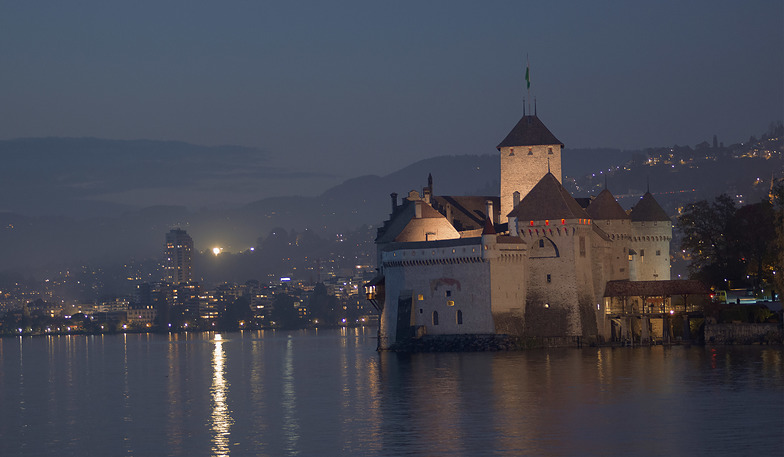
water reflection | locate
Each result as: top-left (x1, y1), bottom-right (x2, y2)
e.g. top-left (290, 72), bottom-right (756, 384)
top-left (281, 335), bottom-right (300, 454)
top-left (1, 332), bottom-right (781, 457)
top-left (211, 334), bottom-right (233, 457)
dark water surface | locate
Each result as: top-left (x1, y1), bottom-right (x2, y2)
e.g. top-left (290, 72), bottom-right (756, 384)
top-left (0, 329), bottom-right (781, 457)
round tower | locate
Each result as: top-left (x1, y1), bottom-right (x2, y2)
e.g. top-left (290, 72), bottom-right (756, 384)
top-left (497, 114), bottom-right (564, 222)
top-left (628, 192), bottom-right (672, 281)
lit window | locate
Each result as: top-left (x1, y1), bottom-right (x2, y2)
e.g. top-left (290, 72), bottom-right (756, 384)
top-left (528, 148), bottom-right (533, 155)
top-left (417, 294), bottom-right (424, 300)
top-left (447, 300), bottom-right (455, 307)
top-left (548, 147), bottom-right (553, 155)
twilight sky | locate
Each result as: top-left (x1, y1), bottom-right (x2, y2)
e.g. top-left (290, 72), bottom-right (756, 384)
top-left (1, 0), bottom-right (781, 196)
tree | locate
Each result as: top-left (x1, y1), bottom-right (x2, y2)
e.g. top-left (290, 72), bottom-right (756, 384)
top-left (734, 201), bottom-right (776, 291)
top-left (308, 283), bottom-right (341, 325)
top-left (772, 181), bottom-right (784, 300)
top-left (677, 194), bottom-right (743, 288)
top-left (221, 296), bottom-right (253, 330)
top-left (270, 293), bottom-right (301, 329)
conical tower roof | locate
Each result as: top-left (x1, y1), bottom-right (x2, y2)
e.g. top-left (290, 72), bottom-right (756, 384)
top-left (629, 192), bottom-right (670, 222)
top-left (508, 172), bottom-right (590, 220)
top-left (586, 189), bottom-right (629, 220)
top-left (497, 115), bottom-right (564, 149)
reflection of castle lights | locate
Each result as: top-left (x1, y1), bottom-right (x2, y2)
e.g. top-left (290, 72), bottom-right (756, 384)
top-left (212, 247), bottom-right (222, 256)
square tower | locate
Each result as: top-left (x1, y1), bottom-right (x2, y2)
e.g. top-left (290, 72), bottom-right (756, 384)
top-left (497, 115), bottom-right (564, 221)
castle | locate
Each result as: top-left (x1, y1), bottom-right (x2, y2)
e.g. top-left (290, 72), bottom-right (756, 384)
top-left (366, 109), bottom-right (687, 350)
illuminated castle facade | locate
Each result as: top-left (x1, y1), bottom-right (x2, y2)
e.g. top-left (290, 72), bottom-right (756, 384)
top-left (368, 112), bottom-right (672, 349)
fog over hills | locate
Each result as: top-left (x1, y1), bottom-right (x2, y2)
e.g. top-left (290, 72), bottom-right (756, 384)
top-left (0, 134), bottom-right (780, 272)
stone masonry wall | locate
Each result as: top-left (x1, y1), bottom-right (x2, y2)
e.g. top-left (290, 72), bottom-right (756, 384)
top-left (500, 144), bottom-right (562, 221)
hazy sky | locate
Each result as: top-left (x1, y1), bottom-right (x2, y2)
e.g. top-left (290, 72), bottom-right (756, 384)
top-left (1, 1), bottom-right (781, 192)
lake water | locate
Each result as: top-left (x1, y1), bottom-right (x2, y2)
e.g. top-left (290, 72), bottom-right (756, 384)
top-left (0, 328), bottom-right (782, 457)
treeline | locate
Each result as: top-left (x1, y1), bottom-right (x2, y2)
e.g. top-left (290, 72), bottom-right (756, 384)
top-left (677, 182), bottom-right (784, 296)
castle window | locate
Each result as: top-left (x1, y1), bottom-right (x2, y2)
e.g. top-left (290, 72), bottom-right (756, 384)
top-left (417, 294), bottom-right (424, 300)
top-left (579, 236), bottom-right (586, 257)
top-left (432, 311), bottom-right (439, 326)
top-left (456, 310), bottom-right (463, 325)
top-left (420, 309), bottom-right (423, 314)
top-left (548, 147), bottom-right (553, 155)
top-left (547, 274), bottom-right (551, 283)
top-left (445, 290), bottom-right (451, 297)
top-left (562, 219), bottom-right (566, 225)
top-left (640, 249), bottom-right (645, 256)
top-left (539, 239), bottom-right (545, 248)
top-left (656, 250), bottom-right (661, 256)
top-left (528, 148), bottom-right (533, 155)
top-left (447, 300), bottom-right (455, 307)
top-left (509, 148), bottom-right (515, 156)
top-left (545, 220), bottom-right (549, 226)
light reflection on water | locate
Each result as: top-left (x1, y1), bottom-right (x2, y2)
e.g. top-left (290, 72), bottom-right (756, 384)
top-left (210, 334), bottom-right (232, 457)
top-left (0, 330), bottom-right (782, 457)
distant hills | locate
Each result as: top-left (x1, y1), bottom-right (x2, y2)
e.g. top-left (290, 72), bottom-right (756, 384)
top-left (0, 132), bottom-right (780, 272)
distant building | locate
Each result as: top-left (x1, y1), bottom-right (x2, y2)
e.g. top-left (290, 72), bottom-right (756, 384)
top-left (368, 109), bottom-right (679, 350)
top-left (164, 228), bottom-right (193, 284)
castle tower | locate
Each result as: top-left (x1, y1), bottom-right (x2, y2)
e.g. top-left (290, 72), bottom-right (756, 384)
top-left (497, 115), bottom-right (564, 222)
top-left (586, 188), bottom-right (632, 282)
top-left (628, 192), bottom-right (672, 281)
top-left (507, 172), bottom-right (596, 338)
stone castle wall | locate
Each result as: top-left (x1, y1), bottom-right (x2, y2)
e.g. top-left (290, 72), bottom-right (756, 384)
top-left (629, 221), bottom-right (672, 280)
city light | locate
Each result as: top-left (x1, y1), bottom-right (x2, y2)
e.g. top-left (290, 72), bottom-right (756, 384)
top-left (212, 247), bottom-right (222, 256)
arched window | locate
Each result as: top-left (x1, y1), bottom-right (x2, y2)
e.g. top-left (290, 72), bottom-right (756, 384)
top-left (456, 310), bottom-right (463, 325)
top-left (432, 311), bottom-right (439, 326)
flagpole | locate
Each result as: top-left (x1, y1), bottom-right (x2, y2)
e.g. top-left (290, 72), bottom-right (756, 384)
top-left (525, 54), bottom-right (531, 115)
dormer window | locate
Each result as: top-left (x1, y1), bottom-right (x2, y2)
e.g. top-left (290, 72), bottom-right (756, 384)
top-left (509, 148), bottom-right (515, 156)
top-left (548, 147), bottom-right (553, 155)
top-left (528, 148), bottom-right (533, 155)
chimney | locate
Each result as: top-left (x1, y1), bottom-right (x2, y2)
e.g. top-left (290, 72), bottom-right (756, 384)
top-left (513, 191), bottom-right (520, 209)
top-left (485, 199), bottom-right (494, 224)
top-left (414, 200), bottom-right (422, 219)
top-left (390, 193), bottom-right (398, 214)
top-left (423, 187), bottom-right (431, 204)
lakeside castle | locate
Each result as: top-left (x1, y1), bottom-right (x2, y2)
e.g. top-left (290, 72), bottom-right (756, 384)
top-left (366, 109), bottom-right (684, 350)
